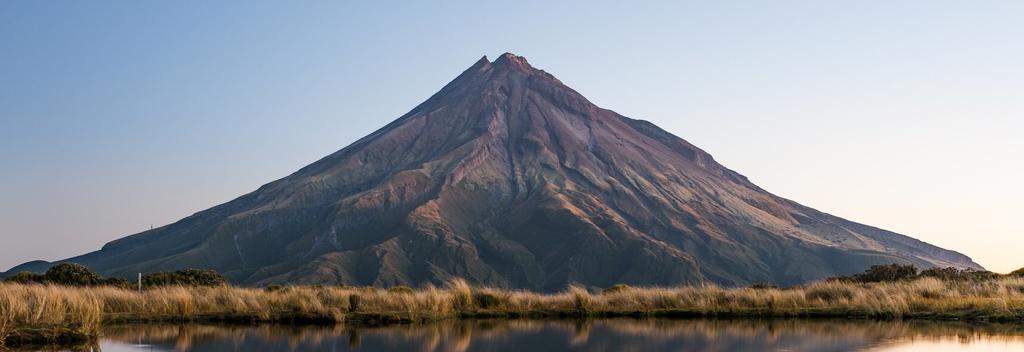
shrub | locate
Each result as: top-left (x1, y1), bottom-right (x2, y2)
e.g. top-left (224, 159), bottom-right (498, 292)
top-left (388, 286), bottom-right (414, 295)
top-left (141, 269), bottom-right (226, 287)
top-left (43, 263), bottom-right (102, 286)
top-left (919, 267), bottom-right (998, 282)
top-left (601, 284), bottom-right (633, 295)
top-left (98, 277), bottom-right (132, 289)
top-left (851, 264), bottom-right (918, 283)
top-left (3, 271), bottom-right (43, 284)
top-left (917, 267), bottom-right (959, 281)
top-left (5, 264), bottom-right (133, 288)
top-left (748, 283), bottom-right (777, 290)
top-left (264, 284), bottom-right (284, 292)
top-left (473, 292), bottom-right (500, 309)
top-left (834, 264), bottom-right (1000, 284)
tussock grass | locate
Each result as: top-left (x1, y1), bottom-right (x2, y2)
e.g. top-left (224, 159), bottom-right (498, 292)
top-left (3, 277), bottom-right (1024, 347)
top-left (0, 284), bottom-right (102, 347)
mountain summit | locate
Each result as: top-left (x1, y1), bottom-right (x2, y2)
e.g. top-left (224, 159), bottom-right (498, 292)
top-left (5, 53), bottom-right (981, 289)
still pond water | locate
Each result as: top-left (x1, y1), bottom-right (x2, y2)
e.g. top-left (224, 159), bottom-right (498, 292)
top-left (70, 319), bottom-right (1024, 351)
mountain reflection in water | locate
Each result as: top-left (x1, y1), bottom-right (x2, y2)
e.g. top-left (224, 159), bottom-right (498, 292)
top-left (88, 319), bottom-right (1024, 352)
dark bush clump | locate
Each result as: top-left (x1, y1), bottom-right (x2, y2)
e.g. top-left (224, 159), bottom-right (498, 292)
top-left (388, 286), bottom-right (415, 295)
top-left (43, 263), bottom-right (102, 286)
top-left (917, 267), bottom-right (960, 280)
top-left (473, 292), bottom-right (501, 309)
top-left (919, 267), bottom-right (998, 282)
top-left (601, 284), bottom-right (633, 295)
top-left (3, 271), bottom-right (43, 284)
top-left (5, 264), bottom-right (133, 288)
top-left (831, 264), bottom-right (1001, 284)
top-left (846, 264), bottom-right (919, 283)
top-left (99, 277), bottom-right (132, 289)
top-left (4, 264), bottom-right (232, 289)
top-left (142, 269), bottom-right (227, 287)
top-left (1010, 267), bottom-right (1024, 277)
top-left (264, 284), bottom-right (284, 292)
top-left (748, 283), bottom-right (778, 290)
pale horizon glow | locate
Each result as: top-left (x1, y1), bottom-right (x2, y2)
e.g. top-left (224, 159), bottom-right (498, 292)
top-left (1, 1), bottom-right (1021, 273)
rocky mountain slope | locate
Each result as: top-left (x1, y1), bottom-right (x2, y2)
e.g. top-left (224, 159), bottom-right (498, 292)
top-left (4, 53), bottom-right (982, 290)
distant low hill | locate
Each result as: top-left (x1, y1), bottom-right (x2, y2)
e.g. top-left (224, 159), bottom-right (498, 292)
top-left (3, 53), bottom-right (982, 290)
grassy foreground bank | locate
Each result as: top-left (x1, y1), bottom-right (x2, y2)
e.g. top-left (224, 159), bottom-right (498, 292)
top-left (3, 277), bottom-right (1024, 347)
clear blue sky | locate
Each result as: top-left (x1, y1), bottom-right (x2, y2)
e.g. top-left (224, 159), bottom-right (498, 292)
top-left (2, 1), bottom-right (1022, 272)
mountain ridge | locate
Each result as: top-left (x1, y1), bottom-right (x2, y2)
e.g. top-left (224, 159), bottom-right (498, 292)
top-left (3, 53), bottom-right (982, 290)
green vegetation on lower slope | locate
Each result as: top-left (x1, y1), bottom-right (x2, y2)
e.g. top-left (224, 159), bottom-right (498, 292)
top-left (3, 264), bottom-right (226, 289)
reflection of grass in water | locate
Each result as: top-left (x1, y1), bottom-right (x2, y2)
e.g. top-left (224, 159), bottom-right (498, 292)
top-left (4, 277), bottom-right (1024, 347)
top-left (101, 323), bottom-right (351, 351)
top-left (96, 319), bottom-right (1024, 352)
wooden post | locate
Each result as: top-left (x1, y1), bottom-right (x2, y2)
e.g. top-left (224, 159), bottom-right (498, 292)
top-left (138, 273), bottom-right (142, 292)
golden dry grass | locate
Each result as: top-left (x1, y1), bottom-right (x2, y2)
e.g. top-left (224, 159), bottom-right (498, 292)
top-left (0, 284), bottom-right (102, 347)
top-left (3, 277), bottom-right (1024, 347)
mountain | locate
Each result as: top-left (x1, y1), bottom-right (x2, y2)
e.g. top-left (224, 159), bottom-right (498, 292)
top-left (3, 53), bottom-right (981, 290)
